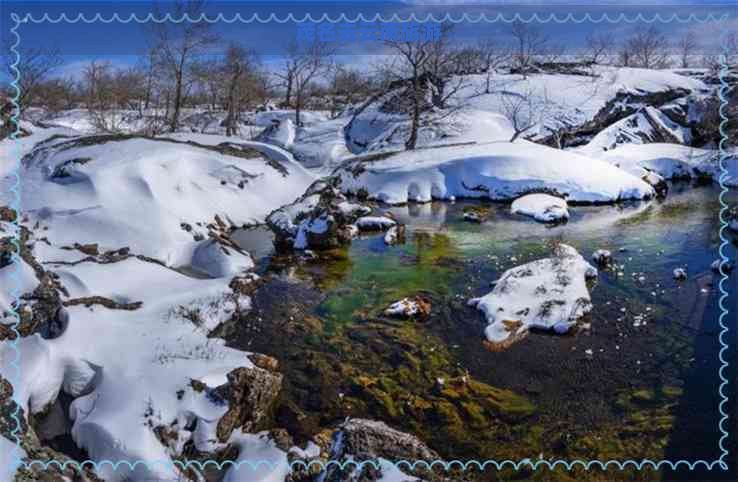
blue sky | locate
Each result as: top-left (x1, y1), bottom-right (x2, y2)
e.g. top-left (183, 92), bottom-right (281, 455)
top-left (2, 1), bottom-right (735, 80)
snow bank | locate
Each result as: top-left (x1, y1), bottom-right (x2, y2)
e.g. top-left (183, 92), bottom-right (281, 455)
top-left (337, 141), bottom-right (654, 204)
top-left (589, 143), bottom-right (734, 185)
top-left (584, 106), bottom-right (692, 152)
top-left (18, 135), bottom-right (314, 264)
top-left (469, 244), bottom-right (598, 348)
top-left (221, 431), bottom-right (290, 482)
top-left (0, 256), bottom-right (260, 481)
top-left (511, 193), bottom-right (569, 223)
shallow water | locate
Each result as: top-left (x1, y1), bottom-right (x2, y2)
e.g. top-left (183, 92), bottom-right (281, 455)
top-left (231, 183), bottom-right (737, 467)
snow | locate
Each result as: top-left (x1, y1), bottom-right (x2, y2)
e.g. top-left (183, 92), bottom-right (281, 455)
top-left (355, 216), bottom-right (397, 230)
top-left (294, 214), bottom-right (334, 250)
top-left (221, 431), bottom-right (290, 482)
top-left (385, 298), bottom-right (420, 317)
top-left (511, 193), bottom-right (569, 223)
top-left (0, 254), bottom-right (259, 481)
top-left (468, 244), bottom-right (598, 347)
top-left (337, 140), bottom-right (654, 205)
top-left (384, 225), bottom-right (402, 245)
top-left (15, 135), bottom-right (314, 266)
top-left (584, 143), bottom-right (732, 185)
top-left (0, 435), bottom-right (25, 481)
top-left (346, 66), bottom-right (705, 154)
top-left (0, 258), bottom-right (39, 316)
top-left (191, 238), bottom-right (254, 278)
top-left (592, 249), bottom-right (613, 266)
top-left (583, 106), bottom-right (692, 152)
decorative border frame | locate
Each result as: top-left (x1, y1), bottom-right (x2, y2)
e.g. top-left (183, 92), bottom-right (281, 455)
top-left (4, 9), bottom-right (733, 479)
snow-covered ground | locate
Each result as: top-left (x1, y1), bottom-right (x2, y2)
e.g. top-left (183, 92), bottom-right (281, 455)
top-left (14, 135), bottom-right (314, 265)
top-left (336, 140), bottom-right (655, 204)
top-left (0, 61), bottom-right (732, 481)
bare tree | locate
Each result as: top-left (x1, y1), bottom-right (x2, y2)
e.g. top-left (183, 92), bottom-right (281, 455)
top-left (585, 31), bottom-right (610, 65)
top-left (499, 86), bottom-right (549, 142)
top-left (191, 58), bottom-right (224, 111)
top-left (475, 38), bottom-right (509, 94)
top-left (381, 25), bottom-right (463, 150)
top-left (147, 0), bottom-right (218, 132)
top-left (222, 44), bottom-right (259, 137)
top-left (626, 26), bottom-right (670, 69)
top-left (4, 46), bottom-right (62, 110)
top-left (677, 31), bottom-right (698, 69)
top-left (288, 40), bottom-right (334, 127)
top-left (509, 21), bottom-right (548, 78)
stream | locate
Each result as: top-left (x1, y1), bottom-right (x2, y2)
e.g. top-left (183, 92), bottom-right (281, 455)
top-left (228, 183), bottom-right (737, 472)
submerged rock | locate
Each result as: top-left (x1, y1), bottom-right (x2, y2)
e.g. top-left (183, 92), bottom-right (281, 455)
top-left (384, 295), bottom-right (431, 319)
top-left (469, 244), bottom-right (598, 350)
top-left (673, 268), bottom-right (688, 281)
top-left (511, 193), bottom-right (569, 223)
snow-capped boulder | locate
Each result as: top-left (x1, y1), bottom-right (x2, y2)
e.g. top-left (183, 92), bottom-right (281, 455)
top-left (255, 118), bottom-right (296, 149)
top-left (384, 295), bottom-right (431, 319)
top-left (468, 244), bottom-right (598, 350)
top-left (592, 249), bottom-right (613, 267)
top-left (511, 193), bottom-right (569, 223)
top-left (356, 216), bottom-right (397, 231)
top-left (337, 141), bottom-right (654, 205)
top-left (584, 106), bottom-right (692, 152)
top-left (383, 225), bottom-right (405, 245)
top-left (191, 238), bottom-right (254, 278)
top-left (266, 180), bottom-right (372, 252)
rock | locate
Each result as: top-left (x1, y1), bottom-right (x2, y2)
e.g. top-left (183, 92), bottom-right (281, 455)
top-left (592, 249), bottom-right (613, 267)
top-left (319, 418), bottom-right (441, 482)
top-left (711, 259), bottom-right (734, 274)
top-left (463, 211), bottom-right (482, 223)
top-left (355, 216), bottom-right (396, 231)
top-left (673, 268), bottom-right (688, 280)
top-left (469, 244), bottom-right (598, 349)
top-left (191, 238), bottom-right (254, 278)
top-left (730, 220), bottom-right (738, 234)
top-left (383, 225), bottom-right (405, 245)
top-left (266, 180), bottom-right (371, 252)
top-left (384, 295), bottom-right (431, 320)
top-left (511, 193), bottom-right (569, 223)
top-left (214, 365), bottom-right (283, 442)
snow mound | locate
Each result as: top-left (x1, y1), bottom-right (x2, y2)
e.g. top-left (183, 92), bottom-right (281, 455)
top-left (337, 141), bottom-right (655, 204)
top-left (511, 193), bottom-right (569, 223)
top-left (468, 243), bottom-right (598, 349)
top-left (584, 106), bottom-right (692, 152)
top-left (590, 143), bottom-right (733, 185)
top-left (19, 135), bottom-right (314, 264)
top-left (255, 118), bottom-right (296, 150)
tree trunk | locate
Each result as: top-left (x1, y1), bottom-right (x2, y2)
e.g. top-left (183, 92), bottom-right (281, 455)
top-left (285, 74), bottom-right (293, 106)
top-left (405, 76), bottom-right (420, 151)
top-left (170, 71), bottom-right (183, 133)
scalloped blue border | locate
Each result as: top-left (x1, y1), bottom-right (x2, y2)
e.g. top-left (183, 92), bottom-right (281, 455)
top-left (4, 10), bottom-right (732, 479)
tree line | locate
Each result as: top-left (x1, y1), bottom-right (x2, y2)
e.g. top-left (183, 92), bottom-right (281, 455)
top-left (2, 0), bottom-right (727, 142)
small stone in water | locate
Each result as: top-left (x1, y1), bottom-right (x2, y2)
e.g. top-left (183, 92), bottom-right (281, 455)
top-left (673, 268), bottom-right (687, 280)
